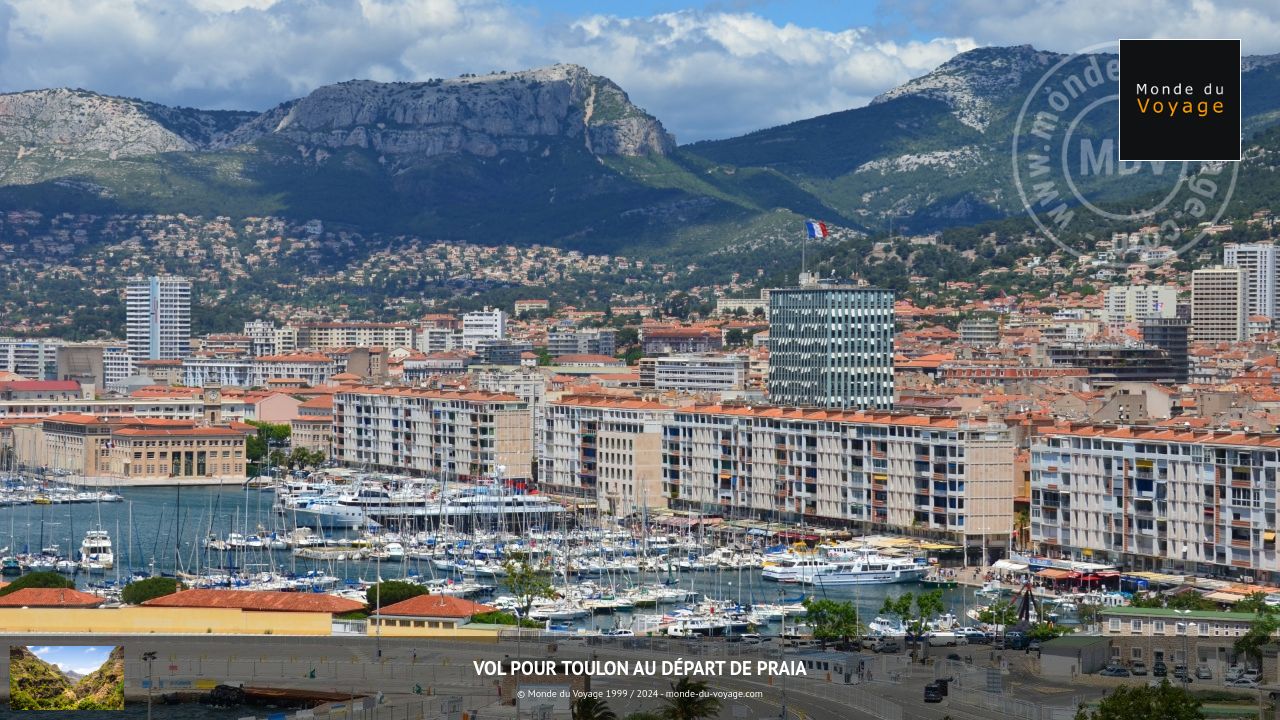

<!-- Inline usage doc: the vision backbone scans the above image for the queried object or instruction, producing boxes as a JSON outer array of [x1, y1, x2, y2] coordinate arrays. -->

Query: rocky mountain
[[9, 646, 73, 710], [217, 64, 673, 160], [7, 645, 124, 711], [0, 47, 1278, 257]]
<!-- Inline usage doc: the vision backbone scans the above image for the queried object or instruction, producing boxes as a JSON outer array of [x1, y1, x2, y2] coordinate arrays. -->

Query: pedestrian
[[412, 649, 418, 663]]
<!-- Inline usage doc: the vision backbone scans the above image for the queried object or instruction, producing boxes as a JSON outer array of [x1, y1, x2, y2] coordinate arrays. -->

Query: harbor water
[[0, 485, 986, 629]]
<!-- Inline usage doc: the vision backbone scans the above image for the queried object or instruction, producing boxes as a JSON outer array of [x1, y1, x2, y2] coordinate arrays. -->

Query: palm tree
[[572, 696, 618, 720], [660, 676, 722, 720]]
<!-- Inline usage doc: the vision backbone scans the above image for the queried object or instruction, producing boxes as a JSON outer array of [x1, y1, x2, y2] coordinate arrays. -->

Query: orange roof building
[[0, 588, 104, 607], [375, 594, 494, 618], [142, 589, 363, 614]]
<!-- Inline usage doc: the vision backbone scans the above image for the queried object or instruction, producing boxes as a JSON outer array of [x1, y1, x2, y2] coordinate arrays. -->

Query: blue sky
[[0, 0, 1277, 141], [25, 645, 115, 677]]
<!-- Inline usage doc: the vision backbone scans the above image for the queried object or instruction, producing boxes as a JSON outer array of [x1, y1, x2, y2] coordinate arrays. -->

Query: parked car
[[957, 629, 989, 644], [1130, 661, 1148, 676], [1099, 666, 1131, 677], [1227, 678, 1259, 689], [1241, 668, 1262, 683], [1195, 664, 1212, 679], [1153, 661, 1168, 677], [1226, 665, 1246, 681], [1173, 664, 1192, 682], [1028, 640, 1042, 652], [873, 639, 902, 654], [923, 683, 943, 703]]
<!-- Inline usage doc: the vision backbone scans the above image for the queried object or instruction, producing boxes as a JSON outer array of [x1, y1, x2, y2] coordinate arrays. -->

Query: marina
[[0, 474, 1044, 636]]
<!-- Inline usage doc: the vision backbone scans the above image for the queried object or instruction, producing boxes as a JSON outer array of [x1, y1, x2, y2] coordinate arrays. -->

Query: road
[[0, 633, 1088, 720]]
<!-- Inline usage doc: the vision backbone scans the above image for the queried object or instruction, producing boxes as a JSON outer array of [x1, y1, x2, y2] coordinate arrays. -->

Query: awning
[[993, 559, 1029, 572], [1037, 568, 1074, 580], [1204, 591, 1244, 604], [747, 528, 770, 536], [1266, 531, 1276, 542]]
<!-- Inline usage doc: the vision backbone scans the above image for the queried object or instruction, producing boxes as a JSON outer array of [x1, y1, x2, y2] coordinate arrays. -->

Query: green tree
[[802, 598, 861, 648], [0, 571, 74, 596], [910, 589, 946, 656], [1233, 612, 1279, 669], [246, 421, 291, 462], [1165, 592, 1217, 612], [659, 676, 722, 720], [724, 328, 746, 347], [571, 695, 618, 720], [367, 580, 427, 609], [1231, 591, 1272, 615], [1074, 681, 1202, 720], [500, 552, 556, 619], [121, 577, 183, 605]]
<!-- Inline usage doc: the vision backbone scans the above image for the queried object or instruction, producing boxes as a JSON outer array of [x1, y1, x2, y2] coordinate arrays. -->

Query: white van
[[927, 632, 968, 647]]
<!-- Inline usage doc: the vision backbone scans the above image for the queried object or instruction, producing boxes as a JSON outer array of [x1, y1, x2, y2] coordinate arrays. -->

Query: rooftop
[[142, 589, 364, 614], [0, 587, 104, 607], [375, 594, 495, 618]]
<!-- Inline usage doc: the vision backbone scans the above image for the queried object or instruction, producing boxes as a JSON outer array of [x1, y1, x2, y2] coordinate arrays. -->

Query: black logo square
[[1120, 39, 1240, 161]]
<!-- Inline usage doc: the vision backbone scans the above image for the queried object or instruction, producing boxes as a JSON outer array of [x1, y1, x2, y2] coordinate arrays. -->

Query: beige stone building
[[291, 395, 333, 458], [12, 413, 248, 485], [542, 395, 673, 515], [332, 386, 532, 484]]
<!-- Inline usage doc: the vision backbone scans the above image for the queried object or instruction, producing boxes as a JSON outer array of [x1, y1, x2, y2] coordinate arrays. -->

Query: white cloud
[[903, 0, 1280, 55], [0, 0, 1270, 142], [0, 0, 972, 141]]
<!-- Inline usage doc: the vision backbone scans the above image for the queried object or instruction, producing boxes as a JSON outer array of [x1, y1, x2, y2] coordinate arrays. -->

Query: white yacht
[[807, 550, 927, 586], [79, 529, 114, 571], [761, 556, 831, 583]]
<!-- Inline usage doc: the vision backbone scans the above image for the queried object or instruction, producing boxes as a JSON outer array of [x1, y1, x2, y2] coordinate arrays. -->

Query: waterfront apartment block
[[126, 276, 191, 362], [181, 353, 336, 388], [662, 405, 1014, 560], [332, 386, 532, 483], [767, 283, 894, 410], [1031, 424, 1280, 582], [541, 395, 673, 515]]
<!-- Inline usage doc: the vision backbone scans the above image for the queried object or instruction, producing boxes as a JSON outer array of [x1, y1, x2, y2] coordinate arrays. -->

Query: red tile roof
[[376, 594, 494, 618], [0, 380, 80, 392], [0, 587, 103, 607], [142, 589, 364, 613]]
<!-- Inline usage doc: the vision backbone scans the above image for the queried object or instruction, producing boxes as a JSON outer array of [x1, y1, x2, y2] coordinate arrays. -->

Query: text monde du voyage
[[1134, 82, 1229, 118]]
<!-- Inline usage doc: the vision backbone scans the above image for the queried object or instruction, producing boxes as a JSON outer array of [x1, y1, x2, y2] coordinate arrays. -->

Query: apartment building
[[126, 276, 191, 362], [1191, 267, 1247, 342], [291, 395, 333, 457], [641, 327, 722, 356], [1099, 606, 1256, 670], [252, 354, 335, 387], [663, 405, 1014, 560], [637, 354, 749, 392], [1031, 424, 1280, 582], [292, 322, 415, 350], [547, 328, 617, 358], [1224, 243, 1278, 321], [541, 395, 673, 515], [332, 387, 532, 483], [461, 308, 506, 349], [958, 317, 1000, 346], [1103, 285, 1178, 328], [0, 337, 61, 380]]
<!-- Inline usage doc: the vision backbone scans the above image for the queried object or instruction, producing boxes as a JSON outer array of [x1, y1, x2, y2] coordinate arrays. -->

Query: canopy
[[1036, 568, 1074, 580], [993, 559, 1029, 572]]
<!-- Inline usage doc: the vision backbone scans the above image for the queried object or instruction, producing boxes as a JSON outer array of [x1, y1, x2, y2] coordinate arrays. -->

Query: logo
[[1012, 41, 1237, 269]]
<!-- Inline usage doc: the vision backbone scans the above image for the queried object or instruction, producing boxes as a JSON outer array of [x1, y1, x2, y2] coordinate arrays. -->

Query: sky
[[26, 645, 115, 677], [0, 0, 1278, 142]]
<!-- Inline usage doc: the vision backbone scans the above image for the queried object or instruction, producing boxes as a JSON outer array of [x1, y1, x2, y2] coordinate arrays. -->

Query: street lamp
[[142, 651, 157, 720], [1174, 609, 1191, 691]]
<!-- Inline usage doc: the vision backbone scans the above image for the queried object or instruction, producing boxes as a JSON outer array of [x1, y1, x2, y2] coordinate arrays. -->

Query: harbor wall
[[0, 607, 332, 635]]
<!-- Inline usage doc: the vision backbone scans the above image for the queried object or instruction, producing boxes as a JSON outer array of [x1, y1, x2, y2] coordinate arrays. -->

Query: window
[[1154, 621, 1165, 634], [1131, 620, 1143, 632], [1131, 647, 1143, 660], [1109, 619, 1121, 632]]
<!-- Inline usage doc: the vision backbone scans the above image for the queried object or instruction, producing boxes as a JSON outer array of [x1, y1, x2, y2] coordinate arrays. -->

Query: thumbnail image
[[9, 646, 124, 711]]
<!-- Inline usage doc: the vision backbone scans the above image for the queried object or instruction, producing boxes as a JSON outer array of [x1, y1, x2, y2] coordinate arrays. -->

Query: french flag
[[805, 220, 828, 239]]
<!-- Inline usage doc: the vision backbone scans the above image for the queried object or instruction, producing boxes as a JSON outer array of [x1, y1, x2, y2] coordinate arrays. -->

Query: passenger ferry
[[807, 549, 927, 586], [761, 556, 832, 583]]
